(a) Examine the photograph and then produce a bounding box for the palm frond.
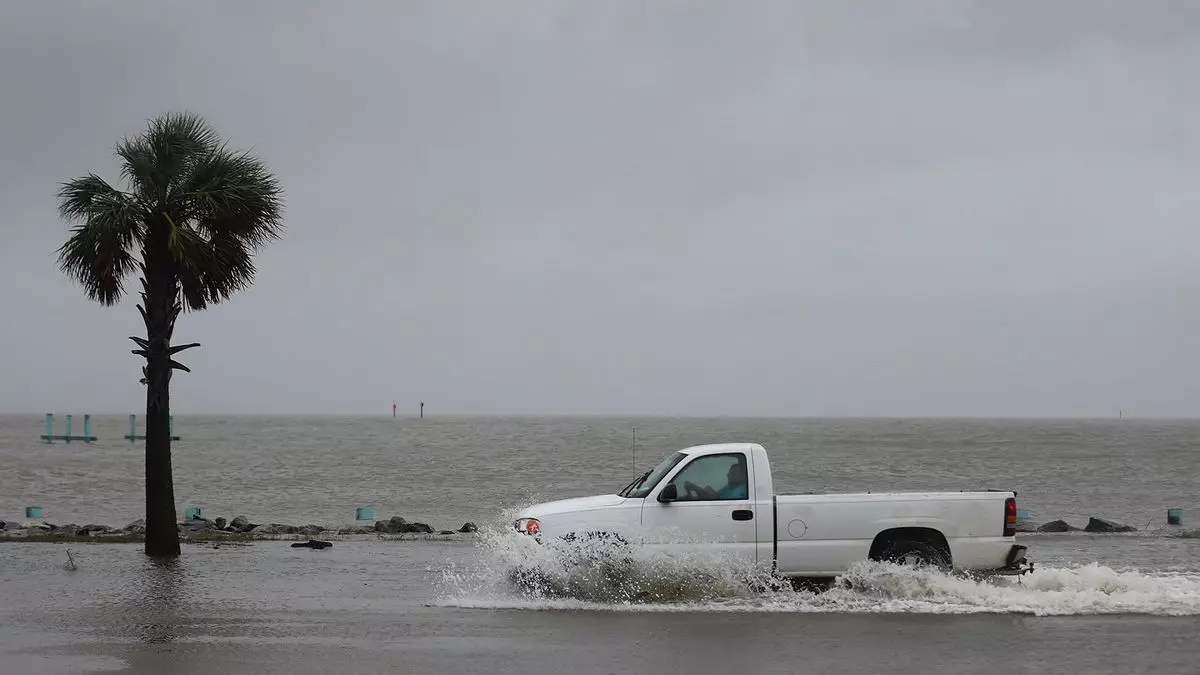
[58,174,136,223]
[149,112,219,160]
[119,112,221,206]
[56,175,141,305]
[115,136,160,204]
[170,224,257,311]
[178,147,284,249]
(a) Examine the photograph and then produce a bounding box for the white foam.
[434,518,1200,616]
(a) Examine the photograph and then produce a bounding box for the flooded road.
[2,533,1199,674]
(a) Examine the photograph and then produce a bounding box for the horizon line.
[0,411,1190,421]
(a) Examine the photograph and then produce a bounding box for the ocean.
[2,415,1199,674]
[3,414,1198,531]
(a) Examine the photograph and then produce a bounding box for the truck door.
[640,451,758,565]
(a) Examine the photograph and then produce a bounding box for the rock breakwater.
[0,514,480,543]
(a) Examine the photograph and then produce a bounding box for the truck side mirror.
[658,483,678,503]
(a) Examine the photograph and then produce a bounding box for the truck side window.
[669,453,749,501]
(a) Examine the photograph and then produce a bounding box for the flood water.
[2,534,1199,674]
[2,415,1198,673]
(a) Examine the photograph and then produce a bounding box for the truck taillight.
[1004,497,1017,537]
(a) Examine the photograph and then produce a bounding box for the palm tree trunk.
[144,350,178,556]
[142,226,180,557]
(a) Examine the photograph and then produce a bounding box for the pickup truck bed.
[772,491,1028,577]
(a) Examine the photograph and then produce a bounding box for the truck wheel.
[879,539,950,571]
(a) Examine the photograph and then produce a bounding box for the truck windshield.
[618,451,686,498]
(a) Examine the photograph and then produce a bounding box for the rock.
[371,517,434,534]
[122,519,147,535]
[298,524,324,536]
[1,521,24,531]
[372,516,412,534]
[291,540,332,549]
[459,522,478,533]
[79,524,109,536]
[214,518,227,530]
[1084,517,1136,533]
[58,524,80,537]
[439,530,455,535]
[230,516,253,532]
[186,517,215,532]
[337,525,374,535]
[1036,520,1075,533]
[252,523,298,535]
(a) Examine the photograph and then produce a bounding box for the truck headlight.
[514,517,541,536]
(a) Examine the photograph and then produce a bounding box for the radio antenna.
[632,426,636,471]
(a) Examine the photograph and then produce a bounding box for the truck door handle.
[732,509,754,521]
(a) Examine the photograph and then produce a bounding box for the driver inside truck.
[684,458,749,500]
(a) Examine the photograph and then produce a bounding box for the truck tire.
[879,539,951,571]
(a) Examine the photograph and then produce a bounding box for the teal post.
[25,507,44,519]
[83,414,92,441]
[45,413,53,441]
[129,414,136,442]
[1168,508,1183,525]
[356,507,374,521]
[65,414,73,442]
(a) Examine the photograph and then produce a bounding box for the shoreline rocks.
[230,516,254,532]
[1036,520,1077,533]
[374,516,435,534]
[1031,517,1138,533]
[1084,517,1137,533]
[0,513,482,543]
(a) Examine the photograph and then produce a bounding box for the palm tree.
[56,112,284,556]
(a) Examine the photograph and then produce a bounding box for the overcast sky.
[2,1,1198,417]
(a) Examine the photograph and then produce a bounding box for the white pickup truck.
[512,442,1031,580]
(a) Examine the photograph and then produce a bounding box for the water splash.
[435,513,1200,616]
[436,506,785,605]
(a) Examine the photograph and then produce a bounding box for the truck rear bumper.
[950,537,1034,576]
[987,544,1034,576]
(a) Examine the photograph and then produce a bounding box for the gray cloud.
[3,1,1198,416]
